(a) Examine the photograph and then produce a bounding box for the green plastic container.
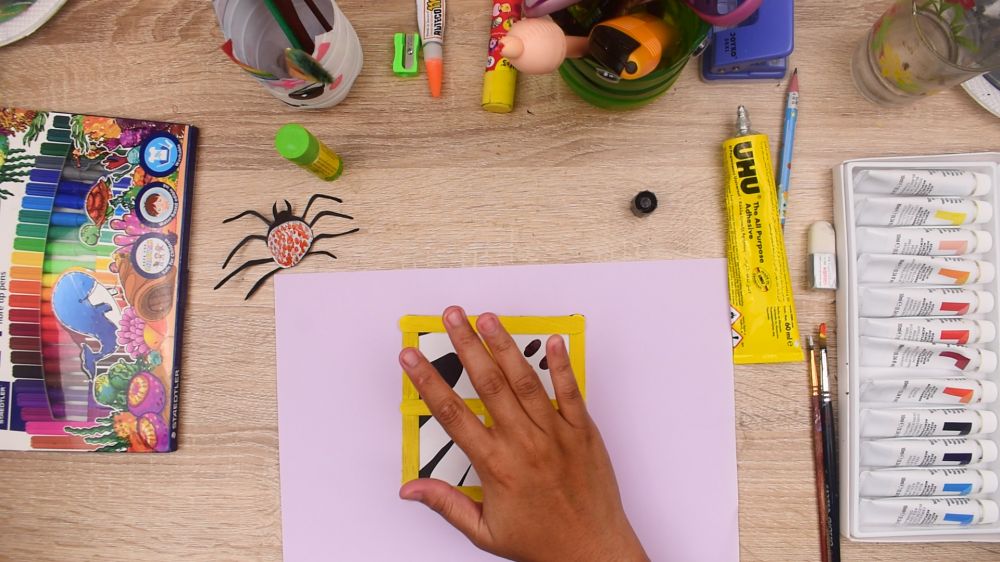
[558,0,710,110]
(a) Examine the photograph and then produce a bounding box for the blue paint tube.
[860,469,999,497]
[860,498,999,526]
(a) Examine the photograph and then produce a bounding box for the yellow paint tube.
[723,106,803,364]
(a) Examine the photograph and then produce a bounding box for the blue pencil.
[51,211,88,227]
[777,69,799,228]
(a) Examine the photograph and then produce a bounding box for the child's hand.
[399,306,648,562]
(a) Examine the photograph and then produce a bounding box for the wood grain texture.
[1,1,1000,560]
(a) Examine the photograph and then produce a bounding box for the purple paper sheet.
[275,260,739,561]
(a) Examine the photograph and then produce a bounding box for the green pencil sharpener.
[393,32,421,77]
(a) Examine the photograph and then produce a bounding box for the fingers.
[400,347,490,457]
[476,313,557,429]
[400,479,488,547]
[546,335,591,428]
[442,307,527,427]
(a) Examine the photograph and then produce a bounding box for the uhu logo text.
[733,142,759,195]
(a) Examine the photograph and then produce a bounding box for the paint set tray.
[834,152,1000,541]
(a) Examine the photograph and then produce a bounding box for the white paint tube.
[857,255,995,286]
[856,227,992,256]
[860,468,999,497]
[860,498,999,526]
[859,337,998,373]
[855,169,992,197]
[859,318,996,345]
[859,287,994,318]
[855,197,992,227]
[860,379,999,405]
[860,408,999,438]
[861,438,999,467]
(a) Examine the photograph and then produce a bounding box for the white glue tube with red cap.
[861,408,1000,438]
[860,318,996,345]
[856,227,993,256]
[857,255,996,285]
[859,287,995,318]
[860,378,999,405]
[861,438,999,467]
[860,337,998,373]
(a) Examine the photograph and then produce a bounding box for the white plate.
[964,72,1000,119]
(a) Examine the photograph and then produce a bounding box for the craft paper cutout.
[215,194,358,300]
[400,315,586,500]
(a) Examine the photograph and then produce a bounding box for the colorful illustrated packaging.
[0,108,195,452]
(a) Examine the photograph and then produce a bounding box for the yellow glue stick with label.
[723,106,803,364]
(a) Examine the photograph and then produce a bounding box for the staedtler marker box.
[0,108,194,452]
[834,153,1000,541]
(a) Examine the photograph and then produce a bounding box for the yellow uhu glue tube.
[723,106,803,364]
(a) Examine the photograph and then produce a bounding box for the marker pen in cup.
[861,438,999,467]
[855,197,993,227]
[858,287,994,318]
[859,337,999,373]
[860,498,1000,526]
[860,468,999,497]
[860,408,999,438]
[860,379,999,405]
[857,255,995,286]
[859,318,996,345]
[854,169,992,197]
[856,227,993,256]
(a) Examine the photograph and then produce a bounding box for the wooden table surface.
[2,1,1000,560]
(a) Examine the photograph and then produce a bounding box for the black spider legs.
[223,209,272,226]
[214,258,274,291]
[222,235,269,269]
[301,194,345,224]
[309,210,354,228]
[240,251,338,300]
[312,229,360,243]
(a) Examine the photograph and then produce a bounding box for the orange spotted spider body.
[215,194,359,299]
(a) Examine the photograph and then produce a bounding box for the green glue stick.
[275,124,344,181]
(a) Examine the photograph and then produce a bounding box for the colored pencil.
[777,68,799,228]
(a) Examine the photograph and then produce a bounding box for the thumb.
[400,478,487,545]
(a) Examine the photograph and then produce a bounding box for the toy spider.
[215,194,359,299]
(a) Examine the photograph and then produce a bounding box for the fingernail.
[478,313,500,335]
[444,307,465,328]
[550,335,567,354]
[399,485,424,502]
[401,348,421,368]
